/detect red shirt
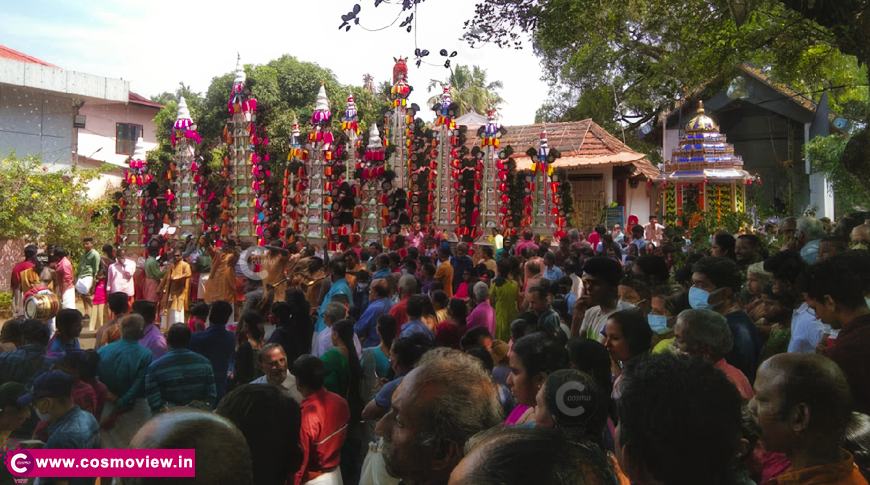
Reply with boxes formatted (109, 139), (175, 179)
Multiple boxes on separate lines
(295, 389), (350, 485)
(714, 358), (754, 399)
(826, 313), (870, 415)
(11, 259), (34, 290)
(389, 298), (409, 330)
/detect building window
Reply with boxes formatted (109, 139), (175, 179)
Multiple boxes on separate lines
(116, 123), (142, 155)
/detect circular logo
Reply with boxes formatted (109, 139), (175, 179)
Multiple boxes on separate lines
(555, 381), (590, 417)
(7, 450), (34, 477)
(239, 246), (271, 281)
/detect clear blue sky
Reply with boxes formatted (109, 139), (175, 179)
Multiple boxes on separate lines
(3, 0), (547, 125)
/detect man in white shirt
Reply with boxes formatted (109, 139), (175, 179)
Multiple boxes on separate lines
(788, 302), (831, 354)
(644, 216), (665, 246)
(571, 257), (634, 343)
(312, 302), (362, 357)
(250, 343), (303, 403)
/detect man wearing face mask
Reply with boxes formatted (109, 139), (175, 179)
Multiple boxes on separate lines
(691, 257), (763, 384)
(19, 371), (100, 480)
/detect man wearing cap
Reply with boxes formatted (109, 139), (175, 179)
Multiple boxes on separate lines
(19, 371), (100, 464)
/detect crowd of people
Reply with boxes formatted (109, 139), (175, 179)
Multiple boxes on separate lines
(1, 213), (870, 485)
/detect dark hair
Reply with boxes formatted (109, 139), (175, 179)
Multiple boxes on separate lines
(421, 263), (437, 279)
(101, 243), (114, 256)
(482, 246), (494, 258)
(78, 350), (100, 381)
(842, 412), (870, 481)
(431, 290), (448, 308)
(216, 384), (303, 485)
(511, 333), (569, 379)
(633, 256), (670, 284)
(527, 285), (550, 303)
(209, 301), (234, 326)
(24, 245), (38, 259)
(167, 323), (192, 349)
(131, 300), (157, 324)
(407, 247), (420, 261)
(332, 319), (363, 419)
(56, 309), (82, 335)
(631, 224), (644, 236)
(0, 319), (23, 344)
(22, 319), (49, 346)
(403, 258), (418, 274)
(799, 258), (866, 310)
(713, 233), (737, 259)
(439, 246), (452, 258)
(190, 302), (210, 319)
(53, 247), (68, 259)
(377, 314), (398, 349)
(292, 355), (325, 390)
(82, 237), (94, 243)
(452, 427), (617, 485)
(496, 259), (512, 280)
(376, 253), (391, 269)
(618, 353), (742, 485)
(466, 346), (494, 372)
(391, 335), (432, 370)
(389, 252), (401, 266)
(369, 242), (382, 252)
(461, 326), (493, 350)
(692, 257), (742, 294)
(737, 234), (761, 249)
(236, 310), (265, 345)
(448, 298), (469, 327)
(607, 310), (653, 359)
(581, 257), (624, 287)
(510, 319), (534, 341)
(545, 369), (609, 448)
(567, 339), (614, 401)
(107, 292), (130, 315)
(618, 273), (653, 302)
(270, 302), (292, 327)
(763, 251), (807, 282)
(329, 260), (347, 278)
(406, 294), (428, 319)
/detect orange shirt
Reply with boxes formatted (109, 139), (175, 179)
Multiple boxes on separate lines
(769, 451), (868, 485)
(434, 261), (454, 299)
(714, 358), (754, 399)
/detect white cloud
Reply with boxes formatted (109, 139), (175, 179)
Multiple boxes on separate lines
(5, 0), (548, 125)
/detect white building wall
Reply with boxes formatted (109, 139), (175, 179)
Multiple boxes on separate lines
(625, 182), (651, 224)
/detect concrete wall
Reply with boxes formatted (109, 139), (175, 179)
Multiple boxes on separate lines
(0, 58), (128, 103)
(625, 181), (652, 224)
(0, 84), (74, 166)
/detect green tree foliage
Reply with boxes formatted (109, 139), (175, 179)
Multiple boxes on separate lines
(0, 153), (115, 258)
(465, 0), (867, 130)
(426, 65), (505, 116)
(807, 134), (870, 211)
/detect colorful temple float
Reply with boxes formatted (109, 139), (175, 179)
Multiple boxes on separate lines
(659, 102), (759, 218)
(173, 96), (202, 231)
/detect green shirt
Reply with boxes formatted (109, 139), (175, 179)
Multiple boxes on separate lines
(321, 348), (349, 399)
(78, 249), (101, 278)
(145, 257), (167, 281)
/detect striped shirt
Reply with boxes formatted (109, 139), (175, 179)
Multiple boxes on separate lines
(145, 348), (216, 414)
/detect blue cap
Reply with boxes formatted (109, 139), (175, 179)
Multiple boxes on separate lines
(17, 371), (75, 405)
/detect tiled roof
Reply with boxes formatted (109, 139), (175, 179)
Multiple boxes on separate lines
(739, 65), (817, 113)
(466, 119), (660, 179)
(128, 92), (164, 109)
(0, 44), (61, 68)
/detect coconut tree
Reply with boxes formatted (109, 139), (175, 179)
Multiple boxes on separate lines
(427, 65), (505, 116)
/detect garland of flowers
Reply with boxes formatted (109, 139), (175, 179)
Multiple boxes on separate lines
(173, 96), (203, 230)
(282, 118), (307, 241)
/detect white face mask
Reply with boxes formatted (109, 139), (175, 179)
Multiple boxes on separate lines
(35, 400), (52, 421)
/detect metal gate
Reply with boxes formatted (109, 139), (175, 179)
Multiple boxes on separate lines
(570, 175), (605, 234)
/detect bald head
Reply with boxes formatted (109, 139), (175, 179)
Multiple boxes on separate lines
(128, 410), (253, 485)
(851, 224), (870, 245)
(759, 353), (853, 435)
(371, 278), (390, 298)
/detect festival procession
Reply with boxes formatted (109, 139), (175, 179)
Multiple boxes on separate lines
(1, 0), (870, 484)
